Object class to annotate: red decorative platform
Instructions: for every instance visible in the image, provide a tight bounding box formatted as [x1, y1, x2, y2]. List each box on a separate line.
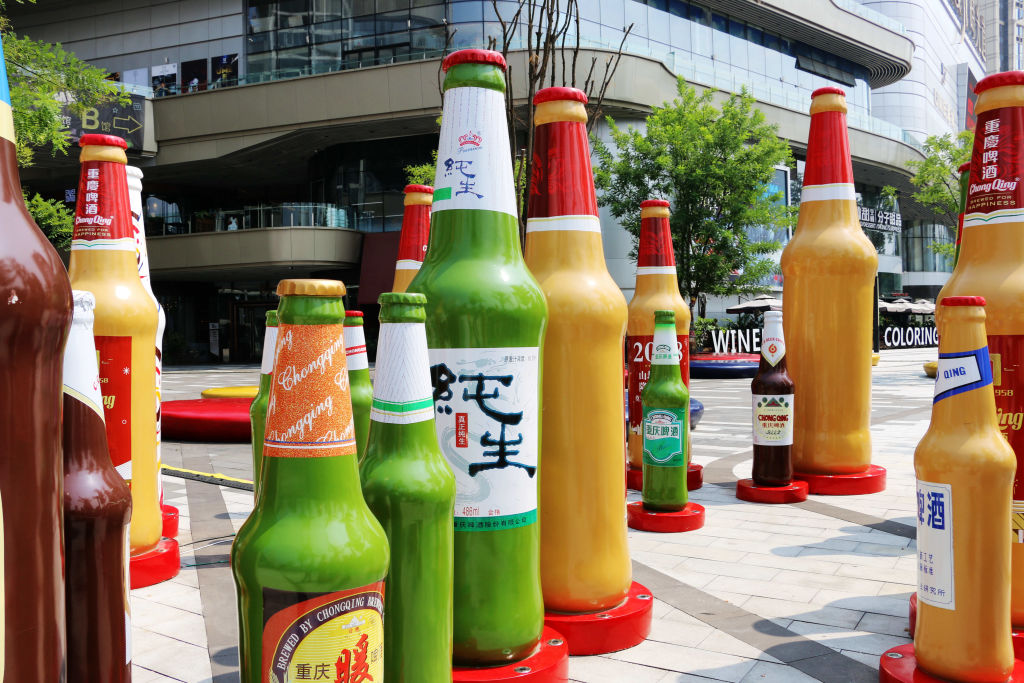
[626, 501, 705, 533]
[543, 581, 652, 655]
[735, 479, 808, 504]
[909, 593, 1024, 658]
[161, 504, 179, 538]
[129, 537, 180, 589]
[453, 626, 569, 682]
[162, 398, 252, 442]
[626, 464, 703, 492]
[793, 464, 886, 495]
[880, 643, 1024, 682]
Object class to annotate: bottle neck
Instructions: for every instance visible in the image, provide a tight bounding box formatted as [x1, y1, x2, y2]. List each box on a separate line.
[798, 105, 859, 234]
[260, 324, 278, 376]
[344, 323, 368, 372]
[369, 321, 435, 426]
[0, 128, 22, 202]
[259, 451, 364, 510]
[650, 322, 683, 383]
[69, 158, 138, 276]
[62, 306, 106, 422]
[527, 118, 598, 219]
[759, 316, 787, 371]
[397, 203, 430, 265]
[931, 306, 998, 430]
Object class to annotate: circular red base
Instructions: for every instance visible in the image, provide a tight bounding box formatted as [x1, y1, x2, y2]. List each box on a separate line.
[793, 464, 886, 495]
[880, 644, 1024, 682]
[627, 501, 705, 533]
[543, 581, 653, 655]
[162, 398, 252, 442]
[626, 464, 703, 493]
[452, 626, 569, 682]
[129, 538, 180, 589]
[736, 479, 808, 504]
[161, 504, 179, 538]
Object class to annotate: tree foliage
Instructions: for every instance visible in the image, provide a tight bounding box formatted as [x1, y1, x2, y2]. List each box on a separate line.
[404, 150, 437, 186]
[23, 190, 71, 250]
[592, 80, 794, 318]
[906, 130, 973, 227]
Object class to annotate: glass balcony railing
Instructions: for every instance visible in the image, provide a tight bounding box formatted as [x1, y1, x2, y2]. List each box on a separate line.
[145, 202, 353, 237]
[830, 0, 908, 36]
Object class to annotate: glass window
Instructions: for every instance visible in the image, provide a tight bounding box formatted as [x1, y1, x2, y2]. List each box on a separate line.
[247, 51, 273, 77]
[711, 25, 729, 62]
[277, 0, 309, 27]
[345, 15, 377, 36]
[411, 25, 447, 50]
[600, 0, 624, 29]
[377, 29, 410, 46]
[578, 0, 600, 23]
[484, 1, 519, 23]
[690, 16, 711, 56]
[249, 0, 277, 33]
[648, 5, 669, 43]
[377, 9, 409, 32]
[687, 3, 706, 24]
[277, 25, 310, 48]
[451, 22, 483, 48]
[451, 1, 484, 23]
[669, 15, 689, 51]
[276, 46, 310, 72]
[313, 0, 343, 22]
[248, 30, 275, 52]
[344, 35, 376, 50]
[378, 0, 410, 11]
[343, 0, 376, 17]
[711, 12, 726, 33]
[729, 34, 746, 69]
[312, 41, 342, 72]
[411, 3, 445, 26]
[312, 19, 342, 42]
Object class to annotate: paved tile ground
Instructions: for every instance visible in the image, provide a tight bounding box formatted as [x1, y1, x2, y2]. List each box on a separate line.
[134, 348, 935, 682]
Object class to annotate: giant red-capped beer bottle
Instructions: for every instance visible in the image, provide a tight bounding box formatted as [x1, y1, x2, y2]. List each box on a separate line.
[781, 87, 877, 475]
[393, 184, 432, 293]
[937, 71, 1024, 624]
[69, 134, 161, 554]
[525, 87, 631, 612]
[626, 200, 690, 470]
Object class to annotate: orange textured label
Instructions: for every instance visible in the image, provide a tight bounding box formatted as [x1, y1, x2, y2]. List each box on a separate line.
[264, 323, 356, 458]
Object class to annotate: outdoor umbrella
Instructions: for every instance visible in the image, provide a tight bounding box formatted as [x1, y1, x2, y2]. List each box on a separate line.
[726, 294, 782, 313]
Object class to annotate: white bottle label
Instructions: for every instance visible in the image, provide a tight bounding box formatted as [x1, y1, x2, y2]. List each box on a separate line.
[260, 325, 278, 375]
[371, 323, 434, 425]
[916, 479, 954, 610]
[751, 394, 793, 445]
[761, 334, 785, 366]
[63, 298, 106, 420]
[344, 324, 369, 371]
[428, 347, 539, 530]
[933, 347, 991, 403]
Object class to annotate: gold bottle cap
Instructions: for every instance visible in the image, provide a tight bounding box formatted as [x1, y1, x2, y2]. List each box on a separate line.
[276, 279, 346, 297]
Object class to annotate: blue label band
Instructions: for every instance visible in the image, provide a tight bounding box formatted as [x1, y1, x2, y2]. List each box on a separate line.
[934, 347, 992, 403]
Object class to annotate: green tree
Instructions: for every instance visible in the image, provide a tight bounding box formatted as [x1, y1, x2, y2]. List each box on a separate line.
[592, 80, 794, 318]
[904, 130, 973, 264]
[404, 150, 437, 186]
[23, 190, 72, 250]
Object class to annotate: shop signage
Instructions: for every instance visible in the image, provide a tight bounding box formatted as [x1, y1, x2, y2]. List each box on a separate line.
[882, 326, 937, 349]
[859, 206, 902, 233]
[710, 328, 761, 354]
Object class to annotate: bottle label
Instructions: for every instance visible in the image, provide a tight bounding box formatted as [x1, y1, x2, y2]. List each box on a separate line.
[428, 347, 539, 530]
[96, 335, 133, 480]
[371, 323, 434, 425]
[752, 394, 794, 445]
[261, 583, 384, 683]
[761, 334, 785, 366]
[637, 218, 676, 268]
[933, 347, 992, 403]
[642, 407, 687, 467]
[433, 86, 517, 217]
[525, 214, 601, 233]
[72, 160, 135, 251]
[916, 479, 954, 610]
[964, 107, 1024, 228]
[264, 324, 356, 458]
[627, 334, 689, 441]
[344, 324, 369, 372]
[63, 321, 106, 421]
[990, 335, 1024, 542]
[396, 204, 430, 264]
[260, 325, 278, 375]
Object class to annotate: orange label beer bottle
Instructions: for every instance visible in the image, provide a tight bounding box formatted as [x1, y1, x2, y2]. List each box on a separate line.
[937, 71, 1024, 624]
[781, 87, 877, 475]
[626, 199, 690, 470]
[393, 184, 432, 293]
[69, 134, 161, 555]
[525, 86, 631, 612]
[914, 296, 1015, 681]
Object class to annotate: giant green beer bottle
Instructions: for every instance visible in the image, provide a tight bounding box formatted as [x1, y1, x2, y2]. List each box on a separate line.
[345, 310, 372, 461]
[407, 48, 548, 664]
[249, 309, 277, 496]
[360, 292, 455, 682]
[232, 279, 390, 683]
[641, 310, 690, 511]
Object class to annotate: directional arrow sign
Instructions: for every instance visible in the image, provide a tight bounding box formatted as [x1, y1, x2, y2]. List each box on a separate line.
[113, 115, 142, 135]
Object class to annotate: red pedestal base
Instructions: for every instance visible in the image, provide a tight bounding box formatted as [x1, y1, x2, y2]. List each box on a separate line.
[626, 464, 703, 493]
[910, 593, 1024, 658]
[627, 501, 705, 533]
[543, 581, 653, 655]
[793, 464, 886, 495]
[161, 504, 179, 538]
[735, 479, 808, 504]
[452, 626, 569, 682]
[129, 538, 180, 589]
[880, 644, 1024, 682]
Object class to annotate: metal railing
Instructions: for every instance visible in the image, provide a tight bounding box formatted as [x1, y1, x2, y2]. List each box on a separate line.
[146, 202, 352, 236]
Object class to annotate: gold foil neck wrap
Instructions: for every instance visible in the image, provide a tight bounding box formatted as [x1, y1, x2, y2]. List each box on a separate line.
[809, 93, 847, 116]
[534, 100, 588, 126]
[404, 192, 434, 206]
[641, 205, 671, 219]
[276, 279, 346, 297]
[79, 144, 128, 165]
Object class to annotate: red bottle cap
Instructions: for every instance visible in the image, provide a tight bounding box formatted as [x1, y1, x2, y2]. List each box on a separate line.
[975, 71, 1024, 94]
[811, 86, 846, 98]
[79, 134, 127, 149]
[958, 161, 971, 173]
[641, 199, 670, 209]
[442, 49, 506, 72]
[404, 184, 433, 194]
[940, 296, 986, 307]
[345, 310, 364, 317]
[534, 87, 588, 105]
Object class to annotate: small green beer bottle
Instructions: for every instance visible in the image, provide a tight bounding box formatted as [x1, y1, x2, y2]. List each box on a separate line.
[249, 308, 277, 496]
[345, 309, 372, 461]
[407, 48, 548, 664]
[360, 292, 455, 682]
[232, 279, 390, 683]
[641, 309, 690, 510]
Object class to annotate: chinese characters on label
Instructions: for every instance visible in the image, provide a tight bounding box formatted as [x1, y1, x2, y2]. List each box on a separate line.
[642, 408, 687, 467]
[916, 479, 954, 610]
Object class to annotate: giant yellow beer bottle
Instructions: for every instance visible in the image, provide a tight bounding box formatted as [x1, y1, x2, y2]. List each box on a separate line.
[70, 134, 161, 554]
[781, 87, 877, 475]
[525, 86, 631, 613]
[393, 184, 432, 293]
[938, 71, 1024, 624]
[627, 199, 690, 470]
[914, 296, 1015, 681]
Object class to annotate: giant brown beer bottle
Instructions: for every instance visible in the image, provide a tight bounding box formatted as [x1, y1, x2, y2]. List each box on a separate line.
[0, 38, 73, 680]
[936, 70, 1024, 625]
[750, 311, 795, 486]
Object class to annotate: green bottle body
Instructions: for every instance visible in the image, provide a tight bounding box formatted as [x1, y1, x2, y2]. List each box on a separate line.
[641, 312, 690, 511]
[345, 311, 373, 461]
[232, 289, 390, 683]
[249, 309, 277, 496]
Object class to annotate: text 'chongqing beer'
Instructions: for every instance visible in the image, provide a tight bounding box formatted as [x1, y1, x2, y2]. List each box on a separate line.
[750, 311, 795, 487]
[393, 184, 433, 293]
[361, 292, 455, 683]
[937, 70, 1024, 625]
[250, 309, 277, 497]
[0, 35, 72, 680]
[345, 310, 372, 461]
[407, 48, 548, 664]
[642, 310, 690, 511]
[525, 86, 631, 614]
[627, 199, 690, 470]
[232, 279, 389, 683]
[70, 134, 161, 555]
[64, 291, 132, 683]
[781, 87, 877, 475]
[914, 296, 1015, 682]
